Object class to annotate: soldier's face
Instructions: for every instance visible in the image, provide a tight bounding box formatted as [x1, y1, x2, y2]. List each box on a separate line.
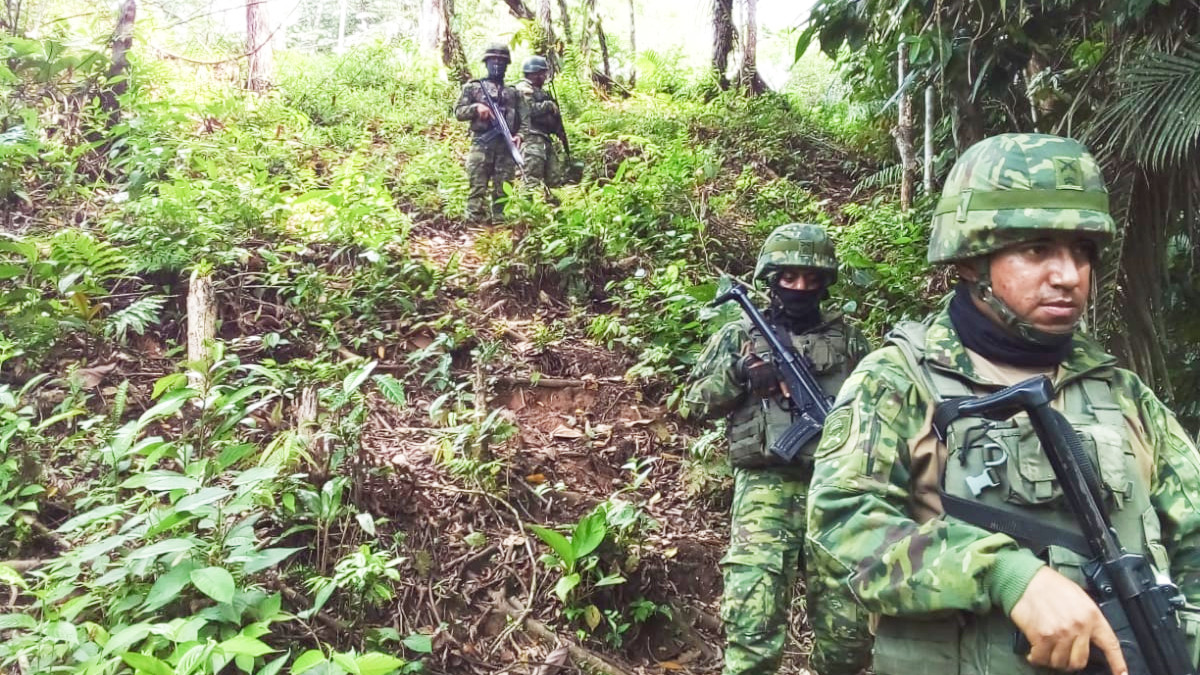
[776, 268, 826, 291]
[485, 58, 508, 80]
[528, 70, 548, 86]
[971, 234, 1096, 334]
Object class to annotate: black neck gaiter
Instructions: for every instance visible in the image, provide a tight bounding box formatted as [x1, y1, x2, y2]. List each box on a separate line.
[769, 283, 824, 334]
[948, 282, 1073, 368]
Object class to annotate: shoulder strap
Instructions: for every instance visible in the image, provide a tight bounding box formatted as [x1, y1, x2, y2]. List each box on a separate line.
[884, 320, 944, 403]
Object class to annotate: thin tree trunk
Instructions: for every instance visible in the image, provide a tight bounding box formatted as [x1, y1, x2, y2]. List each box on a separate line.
[580, 0, 594, 61]
[628, 0, 636, 87]
[500, 0, 534, 20]
[246, 0, 274, 92]
[536, 0, 555, 60]
[597, 17, 612, 83]
[711, 0, 734, 89]
[894, 41, 915, 209]
[101, 0, 136, 126]
[556, 0, 572, 45]
[419, 0, 440, 51]
[440, 0, 470, 82]
[735, 0, 765, 94]
[335, 0, 347, 53]
[924, 85, 934, 193]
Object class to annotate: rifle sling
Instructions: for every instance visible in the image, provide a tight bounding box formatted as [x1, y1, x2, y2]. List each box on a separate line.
[940, 491, 1091, 557]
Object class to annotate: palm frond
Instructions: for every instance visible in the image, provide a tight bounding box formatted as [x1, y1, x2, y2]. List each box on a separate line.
[1091, 41, 1200, 171]
[852, 163, 902, 195]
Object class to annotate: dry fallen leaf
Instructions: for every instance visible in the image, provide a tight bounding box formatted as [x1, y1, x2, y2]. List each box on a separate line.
[531, 644, 570, 675]
[659, 662, 684, 671]
[550, 425, 584, 440]
[72, 362, 116, 390]
[525, 473, 546, 484]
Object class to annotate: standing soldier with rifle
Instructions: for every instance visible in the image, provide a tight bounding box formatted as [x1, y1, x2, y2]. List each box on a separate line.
[454, 42, 523, 223]
[807, 133, 1200, 675]
[515, 55, 563, 196]
[681, 223, 873, 675]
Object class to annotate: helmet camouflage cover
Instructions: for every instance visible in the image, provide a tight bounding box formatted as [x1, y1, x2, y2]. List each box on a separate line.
[754, 223, 838, 283]
[482, 42, 511, 63]
[928, 133, 1115, 264]
[523, 55, 550, 74]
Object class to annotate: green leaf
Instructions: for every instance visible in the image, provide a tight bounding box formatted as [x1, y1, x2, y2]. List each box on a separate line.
[593, 573, 626, 587]
[0, 264, 22, 280]
[0, 613, 36, 630]
[291, 649, 327, 674]
[220, 634, 275, 657]
[401, 634, 432, 654]
[343, 361, 377, 394]
[553, 573, 580, 603]
[103, 623, 152, 655]
[240, 547, 303, 574]
[259, 654, 289, 675]
[231, 466, 277, 486]
[190, 566, 236, 604]
[142, 559, 198, 612]
[122, 470, 200, 491]
[175, 487, 233, 512]
[356, 512, 376, 536]
[331, 652, 362, 674]
[128, 537, 195, 560]
[571, 511, 607, 559]
[151, 372, 189, 400]
[356, 652, 407, 675]
[0, 563, 28, 589]
[372, 374, 407, 407]
[120, 652, 174, 675]
[529, 524, 575, 568]
[137, 387, 195, 426]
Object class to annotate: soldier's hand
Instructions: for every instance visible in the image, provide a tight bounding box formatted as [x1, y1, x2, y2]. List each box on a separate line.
[735, 355, 780, 398]
[1009, 567, 1128, 675]
[513, 134, 523, 149]
[475, 103, 492, 121]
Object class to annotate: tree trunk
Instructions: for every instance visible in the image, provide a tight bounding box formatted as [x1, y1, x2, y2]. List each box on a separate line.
[246, 0, 274, 92]
[628, 0, 636, 87]
[187, 270, 217, 391]
[101, 0, 136, 126]
[580, 0, 595, 61]
[536, 0, 555, 61]
[500, 0, 534, 20]
[711, 0, 734, 89]
[440, 0, 470, 83]
[924, 85, 934, 194]
[419, 0, 440, 51]
[893, 40, 915, 209]
[735, 0, 765, 94]
[557, 0, 572, 45]
[335, 0, 347, 53]
[597, 17, 612, 84]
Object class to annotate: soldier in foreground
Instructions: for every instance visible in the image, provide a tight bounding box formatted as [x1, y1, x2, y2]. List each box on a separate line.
[453, 42, 522, 223]
[682, 224, 873, 675]
[807, 133, 1200, 675]
[514, 55, 562, 195]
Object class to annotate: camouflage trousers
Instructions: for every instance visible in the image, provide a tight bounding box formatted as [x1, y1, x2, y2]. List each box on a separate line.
[465, 137, 516, 221]
[721, 466, 872, 675]
[521, 132, 558, 189]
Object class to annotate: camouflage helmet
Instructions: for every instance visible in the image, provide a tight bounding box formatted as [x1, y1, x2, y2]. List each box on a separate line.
[928, 133, 1115, 264]
[481, 42, 511, 63]
[753, 223, 838, 283]
[523, 55, 550, 74]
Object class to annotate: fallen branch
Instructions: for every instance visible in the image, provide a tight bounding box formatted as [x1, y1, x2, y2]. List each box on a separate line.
[494, 375, 624, 389]
[500, 597, 635, 675]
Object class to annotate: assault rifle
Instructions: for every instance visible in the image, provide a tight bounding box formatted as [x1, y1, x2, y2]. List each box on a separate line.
[934, 376, 1196, 675]
[476, 80, 524, 169]
[712, 283, 832, 463]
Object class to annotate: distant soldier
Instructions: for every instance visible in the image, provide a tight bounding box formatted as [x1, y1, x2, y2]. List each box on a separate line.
[514, 55, 562, 192]
[454, 42, 522, 223]
[682, 223, 874, 675]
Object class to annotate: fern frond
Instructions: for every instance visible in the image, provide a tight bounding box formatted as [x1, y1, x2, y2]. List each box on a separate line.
[110, 379, 129, 423]
[853, 163, 902, 195]
[49, 231, 129, 289]
[105, 295, 166, 343]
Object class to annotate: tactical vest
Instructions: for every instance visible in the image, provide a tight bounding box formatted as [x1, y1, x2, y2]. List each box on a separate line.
[517, 80, 558, 136]
[467, 80, 518, 141]
[727, 316, 854, 470]
[873, 321, 1172, 675]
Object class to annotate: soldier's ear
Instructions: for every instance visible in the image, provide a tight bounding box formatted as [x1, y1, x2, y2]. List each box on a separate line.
[956, 261, 979, 283]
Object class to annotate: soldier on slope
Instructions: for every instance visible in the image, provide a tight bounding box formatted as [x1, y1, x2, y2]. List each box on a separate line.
[807, 133, 1200, 675]
[454, 42, 522, 223]
[514, 55, 562, 196]
[682, 223, 874, 675]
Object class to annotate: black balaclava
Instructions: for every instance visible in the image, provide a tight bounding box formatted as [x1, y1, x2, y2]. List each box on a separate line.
[948, 281, 1073, 368]
[769, 276, 826, 333]
[486, 59, 508, 83]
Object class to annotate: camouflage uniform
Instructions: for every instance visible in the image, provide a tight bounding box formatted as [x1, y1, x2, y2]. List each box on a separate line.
[454, 45, 522, 222]
[683, 224, 874, 675]
[806, 134, 1200, 675]
[515, 56, 561, 190]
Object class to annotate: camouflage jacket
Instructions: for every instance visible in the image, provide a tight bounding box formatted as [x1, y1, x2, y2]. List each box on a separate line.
[514, 79, 560, 136]
[806, 306, 1200, 619]
[454, 79, 521, 139]
[680, 310, 869, 422]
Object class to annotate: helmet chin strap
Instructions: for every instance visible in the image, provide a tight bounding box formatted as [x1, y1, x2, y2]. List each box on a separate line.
[968, 260, 1076, 347]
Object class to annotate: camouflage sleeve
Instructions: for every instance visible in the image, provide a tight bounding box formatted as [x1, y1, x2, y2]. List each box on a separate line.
[678, 320, 750, 421]
[454, 82, 481, 122]
[1119, 370, 1200, 604]
[807, 347, 1046, 618]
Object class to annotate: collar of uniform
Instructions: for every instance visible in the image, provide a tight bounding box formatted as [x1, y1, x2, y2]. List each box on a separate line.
[922, 306, 1115, 386]
[791, 309, 843, 336]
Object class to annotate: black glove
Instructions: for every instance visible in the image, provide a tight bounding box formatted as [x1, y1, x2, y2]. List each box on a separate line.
[735, 355, 780, 398]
